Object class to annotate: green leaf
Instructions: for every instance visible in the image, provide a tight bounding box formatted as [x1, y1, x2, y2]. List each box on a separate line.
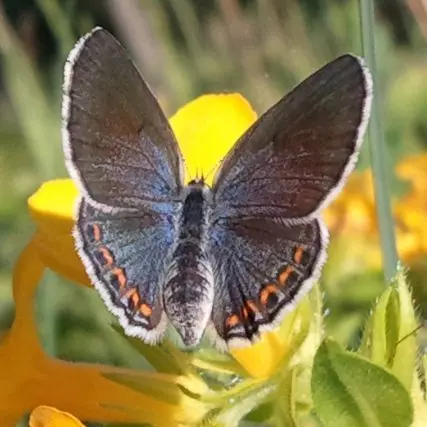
[273, 367, 299, 427]
[312, 339, 413, 427]
[359, 269, 418, 390]
[208, 382, 275, 427]
[359, 286, 397, 365]
[391, 269, 418, 389]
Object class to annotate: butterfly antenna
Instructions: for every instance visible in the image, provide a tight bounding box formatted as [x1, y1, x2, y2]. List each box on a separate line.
[203, 156, 226, 185]
[181, 157, 192, 183]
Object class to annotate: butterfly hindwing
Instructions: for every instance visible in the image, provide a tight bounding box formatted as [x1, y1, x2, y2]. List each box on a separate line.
[207, 217, 326, 347]
[76, 199, 178, 343]
[63, 27, 183, 211]
[63, 28, 184, 341]
[212, 54, 372, 222]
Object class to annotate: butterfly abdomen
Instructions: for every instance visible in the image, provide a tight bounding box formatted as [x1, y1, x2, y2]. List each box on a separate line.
[163, 183, 214, 346]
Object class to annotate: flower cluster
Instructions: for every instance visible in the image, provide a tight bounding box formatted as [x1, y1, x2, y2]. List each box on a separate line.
[325, 153, 427, 267]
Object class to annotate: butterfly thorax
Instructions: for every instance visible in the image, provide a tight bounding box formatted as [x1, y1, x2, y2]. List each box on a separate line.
[162, 181, 214, 346]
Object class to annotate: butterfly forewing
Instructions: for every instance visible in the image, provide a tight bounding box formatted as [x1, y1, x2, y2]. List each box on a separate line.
[212, 55, 372, 222]
[63, 27, 183, 210]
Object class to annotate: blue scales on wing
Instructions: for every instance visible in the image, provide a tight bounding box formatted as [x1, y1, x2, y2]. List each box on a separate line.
[63, 28, 183, 342]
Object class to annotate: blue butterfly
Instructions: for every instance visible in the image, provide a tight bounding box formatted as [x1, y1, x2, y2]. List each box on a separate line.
[62, 27, 372, 350]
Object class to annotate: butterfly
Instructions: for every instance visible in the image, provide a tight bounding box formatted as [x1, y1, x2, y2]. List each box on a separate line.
[62, 27, 372, 350]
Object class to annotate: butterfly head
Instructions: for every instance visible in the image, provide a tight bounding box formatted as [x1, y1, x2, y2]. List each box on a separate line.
[188, 174, 205, 186]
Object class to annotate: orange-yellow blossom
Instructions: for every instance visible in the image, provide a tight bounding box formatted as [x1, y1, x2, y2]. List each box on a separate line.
[29, 406, 85, 427]
[0, 239, 206, 426]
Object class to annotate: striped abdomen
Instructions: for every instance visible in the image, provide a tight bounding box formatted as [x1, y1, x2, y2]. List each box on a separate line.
[163, 183, 214, 346]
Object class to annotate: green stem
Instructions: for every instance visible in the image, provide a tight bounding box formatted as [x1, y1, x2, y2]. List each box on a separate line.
[358, 0, 398, 281]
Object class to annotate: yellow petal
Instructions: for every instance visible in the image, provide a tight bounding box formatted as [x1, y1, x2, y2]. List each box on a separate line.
[231, 331, 287, 378]
[29, 406, 85, 427]
[28, 179, 89, 286]
[396, 153, 427, 193]
[170, 93, 257, 185]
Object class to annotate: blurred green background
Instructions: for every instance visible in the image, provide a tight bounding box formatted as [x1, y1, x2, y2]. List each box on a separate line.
[0, 0, 426, 368]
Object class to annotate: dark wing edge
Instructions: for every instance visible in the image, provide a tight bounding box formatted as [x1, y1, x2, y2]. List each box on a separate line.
[73, 196, 168, 344]
[206, 218, 329, 351]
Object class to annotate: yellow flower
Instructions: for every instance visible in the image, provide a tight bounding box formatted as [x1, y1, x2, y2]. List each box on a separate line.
[5, 93, 312, 426]
[170, 94, 257, 185]
[395, 153, 427, 260]
[27, 93, 305, 379]
[325, 154, 427, 268]
[29, 406, 85, 427]
[0, 239, 207, 426]
[2, 94, 258, 426]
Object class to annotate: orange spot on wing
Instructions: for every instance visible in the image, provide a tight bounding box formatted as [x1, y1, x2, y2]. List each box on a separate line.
[139, 303, 153, 317]
[226, 314, 240, 329]
[99, 246, 114, 266]
[124, 288, 137, 299]
[246, 300, 259, 314]
[131, 292, 140, 308]
[294, 247, 304, 264]
[278, 266, 294, 287]
[93, 224, 101, 241]
[242, 307, 249, 319]
[112, 267, 126, 290]
[260, 284, 279, 305]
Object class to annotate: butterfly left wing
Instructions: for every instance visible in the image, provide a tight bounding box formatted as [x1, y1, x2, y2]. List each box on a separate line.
[207, 216, 326, 348]
[62, 28, 183, 343]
